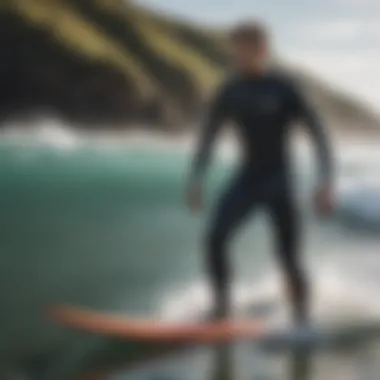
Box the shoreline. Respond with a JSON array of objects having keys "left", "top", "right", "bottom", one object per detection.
[{"left": 1, "top": 118, "right": 379, "bottom": 151}]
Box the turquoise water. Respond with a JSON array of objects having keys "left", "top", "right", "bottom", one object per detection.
[
  {"left": 1, "top": 135, "right": 380, "bottom": 379},
  {"left": 0, "top": 140, "right": 232, "bottom": 373}
]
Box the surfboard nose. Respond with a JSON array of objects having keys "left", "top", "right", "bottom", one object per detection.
[{"left": 48, "top": 305, "right": 266, "bottom": 343}]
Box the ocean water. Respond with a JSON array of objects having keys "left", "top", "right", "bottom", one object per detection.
[{"left": 0, "top": 123, "right": 380, "bottom": 379}]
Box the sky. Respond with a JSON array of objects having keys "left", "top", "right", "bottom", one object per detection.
[{"left": 137, "top": 0, "right": 380, "bottom": 112}]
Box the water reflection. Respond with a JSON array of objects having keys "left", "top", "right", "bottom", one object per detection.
[
  {"left": 76, "top": 338, "right": 380, "bottom": 380},
  {"left": 288, "top": 348, "right": 313, "bottom": 380},
  {"left": 208, "top": 344, "right": 313, "bottom": 380},
  {"left": 209, "top": 345, "right": 234, "bottom": 380}
]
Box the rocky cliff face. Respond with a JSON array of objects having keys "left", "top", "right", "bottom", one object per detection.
[{"left": 0, "top": 0, "right": 378, "bottom": 131}]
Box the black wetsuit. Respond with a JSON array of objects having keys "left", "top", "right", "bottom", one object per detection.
[{"left": 190, "top": 71, "right": 333, "bottom": 321}]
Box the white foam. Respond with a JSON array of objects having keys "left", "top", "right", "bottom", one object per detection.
[
  {"left": 1, "top": 116, "right": 81, "bottom": 150},
  {"left": 159, "top": 261, "right": 380, "bottom": 327}
]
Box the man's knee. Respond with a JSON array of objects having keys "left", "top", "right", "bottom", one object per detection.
[
  {"left": 205, "top": 226, "right": 228, "bottom": 254},
  {"left": 286, "top": 263, "right": 307, "bottom": 290},
  {"left": 206, "top": 230, "right": 224, "bottom": 252}
]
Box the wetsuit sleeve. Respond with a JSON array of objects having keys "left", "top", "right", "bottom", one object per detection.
[
  {"left": 190, "top": 83, "right": 230, "bottom": 182},
  {"left": 291, "top": 82, "right": 334, "bottom": 185}
]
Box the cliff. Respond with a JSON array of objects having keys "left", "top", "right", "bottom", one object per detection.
[{"left": 0, "top": 0, "right": 378, "bottom": 131}]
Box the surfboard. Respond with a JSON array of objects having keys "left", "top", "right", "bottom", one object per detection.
[
  {"left": 48, "top": 304, "right": 380, "bottom": 349},
  {"left": 48, "top": 305, "right": 265, "bottom": 343}
]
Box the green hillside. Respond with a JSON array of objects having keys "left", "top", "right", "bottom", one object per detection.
[{"left": 0, "top": 0, "right": 378, "bottom": 130}]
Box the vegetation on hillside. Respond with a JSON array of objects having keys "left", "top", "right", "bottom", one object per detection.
[{"left": 0, "top": 0, "right": 378, "bottom": 130}]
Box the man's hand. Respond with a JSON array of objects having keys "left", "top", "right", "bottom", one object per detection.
[
  {"left": 314, "top": 183, "right": 334, "bottom": 216},
  {"left": 186, "top": 178, "right": 204, "bottom": 213}
]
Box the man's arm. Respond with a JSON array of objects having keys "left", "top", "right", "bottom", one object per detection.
[
  {"left": 190, "top": 84, "right": 229, "bottom": 182},
  {"left": 292, "top": 84, "right": 333, "bottom": 187},
  {"left": 186, "top": 83, "right": 230, "bottom": 212},
  {"left": 290, "top": 81, "right": 335, "bottom": 214}
]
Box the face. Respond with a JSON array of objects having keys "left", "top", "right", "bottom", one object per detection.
[{"left": 231, "top": 37, "right": 269, "bottom": 73}]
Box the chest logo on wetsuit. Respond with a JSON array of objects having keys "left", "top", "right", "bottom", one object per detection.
[{"left": 231, "top": 89, "right": 282, "bottom": 116}]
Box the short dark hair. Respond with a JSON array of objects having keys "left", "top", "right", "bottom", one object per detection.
[{"left": 229, "top": 20, "right": 268, "bottom": 44}]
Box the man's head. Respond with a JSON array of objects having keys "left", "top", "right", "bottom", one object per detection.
[{"left": 229, "top": 20, "right": 271, "bottom": 74}]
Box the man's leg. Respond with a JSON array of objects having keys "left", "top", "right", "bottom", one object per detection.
[
  {"left": 267, "top": 190, "right": 309, "bottom": 325},
  {"left": 206, "top": 171, "right": 258, "bottom": 319}
]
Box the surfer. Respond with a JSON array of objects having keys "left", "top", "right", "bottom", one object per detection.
[{"left": 186, "top": 21, "right": 334, "bottom": 327}]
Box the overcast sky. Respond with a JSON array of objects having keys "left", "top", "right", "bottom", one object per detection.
[{"left": 137, "top": 0, "right": 380, "bottom": 111}]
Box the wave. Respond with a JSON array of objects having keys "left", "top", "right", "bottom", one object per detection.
[
  {"left": 2, "top": 122, "right": 380, "bottom": 231},
  {"left": 332, "top": 139, "right": 380, "bottom": 231},
  {"left": 0, "top": 117, "right": 220, "bottom": 160},
  {"left": 337, "top": 176, "right": 380, "bottom": 231},
  {"left": 0, "top": 116, "right": 83, "bottom": 150}
]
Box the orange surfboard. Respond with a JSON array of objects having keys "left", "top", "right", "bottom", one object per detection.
[{"left": 48, "top": 305, "right": 265, "bottom": 343}]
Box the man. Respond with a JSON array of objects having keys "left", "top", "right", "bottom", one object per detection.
[{"left": 186, "top": 21, "right": 334, "bottom": 327}]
